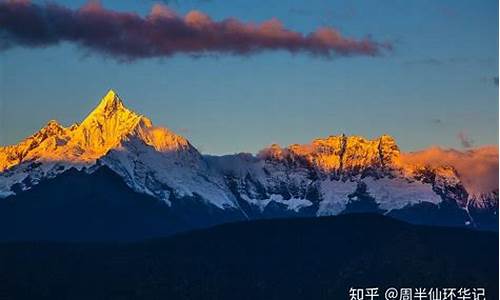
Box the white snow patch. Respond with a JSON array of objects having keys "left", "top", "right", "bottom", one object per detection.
[
  {"left": 242, "top": 194, "right": 313, "bottom": 212},
  {"left": 317, "top": 179, "right": 358, "bottom": 216},
  {"left": 362, "top": 177, "right": 441, "bottom": 211}
]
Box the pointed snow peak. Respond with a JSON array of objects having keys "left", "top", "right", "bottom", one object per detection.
[
  {"left": 0, "top": 90, "right": 200, "bottom": 176},
  {"left": 103, "top": 89, "right": 120, "bottom": 103},
  {"left": 80, "top": 90, "right": 140, "bottom": 127},
  {"left": 94, "top": 89, "right": 125, "bottom": 116},
  {"left": 75, "top": 90, "right": 147, "bottom": 151},
  {"left": 105, "top": 89, "right": 118, "bottom": 98}
]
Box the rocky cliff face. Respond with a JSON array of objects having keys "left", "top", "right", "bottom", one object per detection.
[{"left": 256, "top": 134, "right": 401, "bottom": 179}]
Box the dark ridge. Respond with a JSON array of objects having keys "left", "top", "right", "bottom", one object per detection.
[
  {"left": 0, "top": 213, "right": 497, "bottom": 300},
  {"left": 0, "top": 166, "right": 243, "bottom": 242}
]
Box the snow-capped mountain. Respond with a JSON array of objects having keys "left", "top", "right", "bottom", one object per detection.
[
  {"left": 205, "top": 134, "right": 496, "bottom": 226},
  {"left": 0, "top": 91, "right": 497, "bottom": 235},
  {"left": 0, "top": 90, "right": 238, "bottom": 210}
]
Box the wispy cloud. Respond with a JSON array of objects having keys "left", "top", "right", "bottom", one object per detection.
[
  {"left": 403, "top": 58, "right": 444, "bottom": 66},
  {"left": 481, "top": 76, "right": 499, "bottom": 86},
  {"left": 0, "top": 0, "right": 391, "bottom": 61},
  {"left": 430, "top": 118, "right": 443, "bottom": 126},
  {"left": 457, "top": 130, "right": 474, "bottom": 148},
  {"left": 403, "top": 57, "right": 495, "bottom": 67}
]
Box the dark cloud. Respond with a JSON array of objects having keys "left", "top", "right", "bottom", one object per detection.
[
  {"left": 481, "top": 76, "right": 499, "bottom": 86},
  {"left": 403, "top": 58, "right": 443, "bottom": 66},
  {"left": 485, "top": 76, "right": 498, "bottom": 86},
  {"left": 431, "top": 118, "right": 443, "bottom": 125},
  {"left": 404, "top": 57, "right": 496, "bottom": 67},
  {"left": 0, "top": 0, "right": 391, "bottom": 61},
  {"left": 457, "top": 131, "right": 474, "bottom": 148}
]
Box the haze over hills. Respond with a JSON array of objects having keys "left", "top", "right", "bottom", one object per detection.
[{"left": 0, "top": 90, "right": 497, "bottom": 240}]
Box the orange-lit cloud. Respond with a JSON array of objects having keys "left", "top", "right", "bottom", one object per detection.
[
  {"left": 0, "top": 0, "right": 391, "bottom": 61},
  {"left": 401, "top": 146, "right": 499, "bottom": 194}
]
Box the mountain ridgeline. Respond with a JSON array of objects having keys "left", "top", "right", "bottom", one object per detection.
[
  {"left": 0, "top": 214, "right": 497, "bottom": 300},
  {"left": 0, "top": 91, "right": 497, "bottom": 240}
]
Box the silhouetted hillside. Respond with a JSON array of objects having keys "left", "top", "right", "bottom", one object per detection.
[
  {"left": 0, "top": 166, "right": 242, "bottom": 241},
  {"left": 0, "top": 214, "right": 497, "bottom": 300}
]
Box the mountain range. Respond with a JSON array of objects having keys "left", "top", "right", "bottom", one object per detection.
[{"left": 0, "top": 90, "right": 497, "bottom": 240}]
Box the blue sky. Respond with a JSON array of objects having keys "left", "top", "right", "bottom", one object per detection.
[{"left": 0, "top": 0, "right": 498, "bottom": 154}]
